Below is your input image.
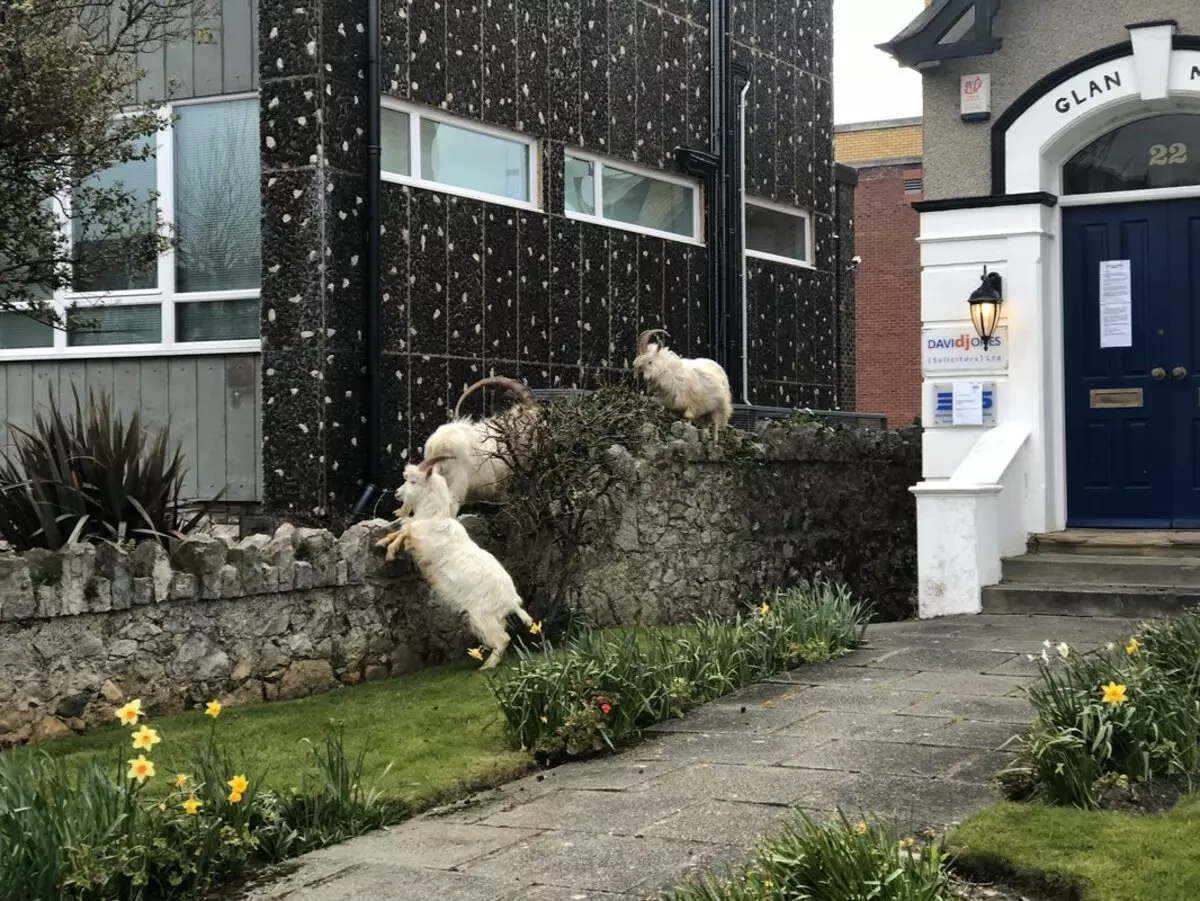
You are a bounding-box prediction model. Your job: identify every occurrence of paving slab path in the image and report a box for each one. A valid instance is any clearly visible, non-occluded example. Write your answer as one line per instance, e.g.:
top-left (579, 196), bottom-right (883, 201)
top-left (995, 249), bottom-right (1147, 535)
top-left (241, 614), bottom-right (1136, 901)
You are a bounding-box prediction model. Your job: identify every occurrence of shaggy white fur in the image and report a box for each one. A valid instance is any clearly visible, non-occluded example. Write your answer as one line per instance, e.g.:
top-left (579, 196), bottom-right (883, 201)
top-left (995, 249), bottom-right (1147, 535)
top-left (378, 459), bottom-right (533, 669)
top-left (633, 329), bottom-right (733, 437)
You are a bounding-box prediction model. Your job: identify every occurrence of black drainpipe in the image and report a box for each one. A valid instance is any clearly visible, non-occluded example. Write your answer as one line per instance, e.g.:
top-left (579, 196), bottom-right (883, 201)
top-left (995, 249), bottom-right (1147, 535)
top-left (351, 0), bottom-right (384, 517)
top-left (675, 0), bottom-right (743, 399)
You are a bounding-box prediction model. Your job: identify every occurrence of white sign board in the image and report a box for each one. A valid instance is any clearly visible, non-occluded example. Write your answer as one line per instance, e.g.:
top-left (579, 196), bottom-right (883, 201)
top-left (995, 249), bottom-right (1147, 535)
top-left (922, 326), bottom-right (1008, 374)
top-left (960, 73), bottom-right (991, 118)
top-left (1098, 259), bottom-right (1133, 348)
top-left (951, 381), bottom-right (984, 426)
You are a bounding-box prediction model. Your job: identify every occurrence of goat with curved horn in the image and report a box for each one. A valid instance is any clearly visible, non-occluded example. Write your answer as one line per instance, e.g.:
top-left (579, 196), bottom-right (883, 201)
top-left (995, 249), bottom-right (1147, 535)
top-left (453, 376), bottom-right (536, 419)
top-left (637, 328), bottom-right (671, 356)
top-left (404, 375), bottom-right (543, 518)
top-left (634, 325), bottom-right (732, 440)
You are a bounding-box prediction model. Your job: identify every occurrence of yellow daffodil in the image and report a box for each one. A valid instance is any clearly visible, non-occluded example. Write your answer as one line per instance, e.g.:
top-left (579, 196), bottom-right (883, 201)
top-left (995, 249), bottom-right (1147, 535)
top-left (855, 821), bottom-right (869, 835)
top-left (1102, 681), bottom-right (1128, 705)
top-left (115, 699), bottom-right (143, 726)
top-left (1125, 638), bottom-right (1140, 656)
top-left (468, 647), bottom-right (484, 660)
top-left (131, 725), bottom-right (161, 751)
top-left (762, 880), bottom-right (775, 889)
top-left (205, 700), bottom-right (223, 718)
top-left (227, 774), bottom-right (250, 796)
top-left (127, 755), bottom-right (156, 783)
top-left (759, 602), bottom-right (770, 617)
top-left (182, 797), bottom-right (204, 816)
top-left (529, 621), bottom-right (543, 635)
top-left (228, 790), bottom-right (243, 804)
top-left (175, 774), bottom-right (190, 788)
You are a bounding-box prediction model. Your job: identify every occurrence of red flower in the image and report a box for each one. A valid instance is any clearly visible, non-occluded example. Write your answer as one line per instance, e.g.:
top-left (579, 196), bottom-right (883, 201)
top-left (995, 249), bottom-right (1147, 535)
top-left (601, 703), bottom-right (612, 716)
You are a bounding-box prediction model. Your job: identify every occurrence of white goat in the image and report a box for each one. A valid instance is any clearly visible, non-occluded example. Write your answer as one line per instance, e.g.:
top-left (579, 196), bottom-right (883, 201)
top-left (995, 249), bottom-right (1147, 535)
top-left (633, 329), bottom-right (733, 437)
top-left (378, 456), bottom-right (535, 669)
top-left (398, 376), bottom-right (540, 519)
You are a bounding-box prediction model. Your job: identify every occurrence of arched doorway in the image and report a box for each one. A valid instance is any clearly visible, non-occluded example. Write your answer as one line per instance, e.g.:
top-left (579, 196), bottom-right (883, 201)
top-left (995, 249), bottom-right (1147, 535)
top-left (1061, 113), bottom-right (1200, 526)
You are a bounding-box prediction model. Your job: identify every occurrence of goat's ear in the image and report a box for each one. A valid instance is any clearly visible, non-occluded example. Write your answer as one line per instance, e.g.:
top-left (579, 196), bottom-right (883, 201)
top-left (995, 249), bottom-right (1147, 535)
top-left (403, 463), bottom-right (424, 482)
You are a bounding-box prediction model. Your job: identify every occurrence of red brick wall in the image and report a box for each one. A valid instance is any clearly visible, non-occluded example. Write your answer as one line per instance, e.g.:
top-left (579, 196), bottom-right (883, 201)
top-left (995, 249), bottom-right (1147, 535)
top-left (854, 164), bottom-right (922, 428)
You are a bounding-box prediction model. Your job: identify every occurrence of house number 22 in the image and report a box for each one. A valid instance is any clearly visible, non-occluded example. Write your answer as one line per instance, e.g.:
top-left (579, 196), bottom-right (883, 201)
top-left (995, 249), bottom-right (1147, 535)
top-left (1149, 143), bottom-right (1189, 166)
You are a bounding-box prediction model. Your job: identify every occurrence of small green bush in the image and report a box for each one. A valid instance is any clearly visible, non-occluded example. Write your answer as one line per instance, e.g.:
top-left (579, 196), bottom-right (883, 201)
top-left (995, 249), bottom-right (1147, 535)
top-left (489, 581), bottom-right (869, 760)
top-left (0, 705), bottom-right (399, 901)
top-left (660, 812), bottom-right (952, 901)
top-left (1004, 619), bottom-right (1200, 808)
top-left (0, 386), bottom-right (209, 551)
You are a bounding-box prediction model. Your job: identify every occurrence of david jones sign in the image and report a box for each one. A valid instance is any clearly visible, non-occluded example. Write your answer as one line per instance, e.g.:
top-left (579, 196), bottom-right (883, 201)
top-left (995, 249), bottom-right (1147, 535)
top-left (922, 326), bottom-right (1009, 373)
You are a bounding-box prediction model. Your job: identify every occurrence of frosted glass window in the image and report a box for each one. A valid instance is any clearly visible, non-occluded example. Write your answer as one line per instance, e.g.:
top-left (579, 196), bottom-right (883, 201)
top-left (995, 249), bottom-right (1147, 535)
top-left (745, 200), bottom-right (810, 264)
top-left (67, 305), bottom-right (161, 346)
top-left (381, 108), bottom-right (411, 175)
top-left (71, 140), bottom-right (158, 292)
top-left (0, 313), bottom-right (53, 349)
top-left (419, 118), bottom-right (530, 202)
top-left (176, 298), bottom-right (260, 342)
top-left (601, 166), bottom-right (694, 237)
top-left (174, 99), bottom-right (262, 293)
top-left (564, 156), bottom-right (595, 215)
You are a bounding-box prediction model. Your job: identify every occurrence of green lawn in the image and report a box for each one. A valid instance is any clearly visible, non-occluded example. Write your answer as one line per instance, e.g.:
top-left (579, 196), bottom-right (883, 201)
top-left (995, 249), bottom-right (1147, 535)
top-left (949, 798), bottom-right (1200, 901)
top-left (24, 660), bottom-right (531, 806)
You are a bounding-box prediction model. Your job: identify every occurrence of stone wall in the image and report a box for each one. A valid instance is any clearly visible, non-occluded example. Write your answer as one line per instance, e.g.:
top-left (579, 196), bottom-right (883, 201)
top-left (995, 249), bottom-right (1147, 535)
top-left (576, 421), bottom-right (921, 626)
top-left (0, 420), bottom-right (920, 745)
top-left (0, 522), bottom-right (470, 745)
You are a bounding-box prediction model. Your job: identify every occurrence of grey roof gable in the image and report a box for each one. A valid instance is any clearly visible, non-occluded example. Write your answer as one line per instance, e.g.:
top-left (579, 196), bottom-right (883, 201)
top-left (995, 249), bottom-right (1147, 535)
top-left (878, 0), bottom-right (1005, 69)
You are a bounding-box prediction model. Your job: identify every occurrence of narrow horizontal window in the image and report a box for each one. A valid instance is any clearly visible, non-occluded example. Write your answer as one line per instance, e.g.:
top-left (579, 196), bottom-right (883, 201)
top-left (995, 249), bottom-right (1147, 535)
top-left (745, 198), bottom-right (811, 266)
top-left (66, 304), bottom-right (162, 347)
top-left (176, 298), bottom-right (260, 342)
top-left (563, 152), bottom-right (701, 243)
top-left (0, 312), bottom-right (53, 350)
top-left (380, 100), bottom-right (536, 208)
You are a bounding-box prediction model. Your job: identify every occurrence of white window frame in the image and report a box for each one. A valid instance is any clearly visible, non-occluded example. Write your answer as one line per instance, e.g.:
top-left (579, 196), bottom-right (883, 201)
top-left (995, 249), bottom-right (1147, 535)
top-left (563, 150), bottom-right (704, 246)
top-left (743, 196), bottom-right (814, 269)
top-left (0, 92), bottom-right (263, 362)
top-left (380, 98), bottom-right (540, 211)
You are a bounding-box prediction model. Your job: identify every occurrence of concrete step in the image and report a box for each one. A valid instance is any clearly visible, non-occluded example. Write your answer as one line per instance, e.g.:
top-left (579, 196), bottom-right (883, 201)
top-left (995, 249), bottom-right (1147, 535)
top-left (980, 583), bottom-right (1200, 617)
top-left (1031, 530), bottom-right (1200, 557)
top-left (1001, 553), bottom-right (1200, 588)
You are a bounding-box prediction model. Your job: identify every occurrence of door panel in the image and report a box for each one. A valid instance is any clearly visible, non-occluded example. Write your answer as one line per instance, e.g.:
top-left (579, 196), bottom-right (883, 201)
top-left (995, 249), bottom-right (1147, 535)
top-left (1167, 200), bottom-right (1200, 526)
top-left (1063, 202), bottom-right (1173, 527)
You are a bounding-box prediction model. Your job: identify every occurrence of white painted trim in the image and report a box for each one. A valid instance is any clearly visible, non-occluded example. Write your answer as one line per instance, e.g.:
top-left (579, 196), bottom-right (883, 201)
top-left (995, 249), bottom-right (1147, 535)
top-left (1129, 22), bottom-right (1176, 102)
top-left (918, 228), bottom-right (1053, 244)
top-left (562, 209), bottom-right (705, 246)
top-left (380, 170), bottom-right (539, 212)
top-left (1059, 184), bottom-right (1200, 206)
top-left (562, 148), bottom-right (704, 245)
top-left (380, 96), bottom-right (540, 210)
top-left (0, 340), bottom-right (261, 363)
top-left (744, 195), bottom-right (814, 266)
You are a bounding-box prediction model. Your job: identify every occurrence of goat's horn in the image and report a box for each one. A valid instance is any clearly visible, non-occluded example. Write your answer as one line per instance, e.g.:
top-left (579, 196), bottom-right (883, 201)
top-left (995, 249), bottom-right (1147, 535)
top-left (453, 376), bottom-right (536, 418)
top-left (418, 454), bottom-right (454, 473)
top-left (637, 328), bottom-right (670, 354)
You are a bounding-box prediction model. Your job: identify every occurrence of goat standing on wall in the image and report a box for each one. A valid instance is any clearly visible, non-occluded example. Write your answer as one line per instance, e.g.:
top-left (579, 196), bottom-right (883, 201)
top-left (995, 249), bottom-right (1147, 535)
top-left (378, 456), bottom-right (536, 670)
top-left (633, 329), bottom-right (733, 438)
top-left (400, 376), bottom-right (541, 518)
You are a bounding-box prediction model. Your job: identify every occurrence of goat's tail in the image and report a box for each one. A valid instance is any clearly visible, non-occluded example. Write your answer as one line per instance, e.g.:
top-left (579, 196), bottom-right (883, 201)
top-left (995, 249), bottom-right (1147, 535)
top-left (513, 605), bottom-right (534, 627)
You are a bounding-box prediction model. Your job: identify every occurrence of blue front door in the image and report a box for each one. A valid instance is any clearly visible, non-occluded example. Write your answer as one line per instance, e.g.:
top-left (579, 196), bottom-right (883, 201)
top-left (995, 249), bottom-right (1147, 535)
top-left (1063, 199), bottom-right (1200, 527)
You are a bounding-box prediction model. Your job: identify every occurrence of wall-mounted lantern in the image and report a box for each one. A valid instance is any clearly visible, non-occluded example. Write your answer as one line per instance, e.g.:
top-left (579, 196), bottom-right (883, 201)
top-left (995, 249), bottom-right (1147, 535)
top-left (968, 267), bottom-right (1004, 351)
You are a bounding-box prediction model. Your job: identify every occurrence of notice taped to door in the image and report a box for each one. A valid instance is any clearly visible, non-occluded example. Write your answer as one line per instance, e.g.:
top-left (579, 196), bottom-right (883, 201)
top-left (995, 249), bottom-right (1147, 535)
top-left (1099, 259), bottom-right (1132, 348)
